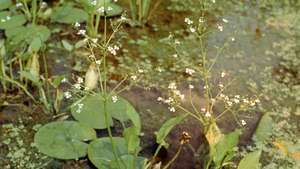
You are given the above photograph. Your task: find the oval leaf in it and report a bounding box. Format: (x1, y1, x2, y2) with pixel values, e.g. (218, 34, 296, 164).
(237, 150, 261, 169)
(34, 121, 96, 159)
(253, 113, 273, 143)
(155, 114, 187, 148)
(110, 155, 146, 169)
(212, 130, 241, 167)
(51, 4, 88, 24)
(88, 137, 127, 169)
(0, 15, 26, 29)
(71, 93, 113, 129)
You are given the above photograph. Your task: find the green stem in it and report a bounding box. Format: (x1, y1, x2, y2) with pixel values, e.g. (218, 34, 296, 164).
(162, 145, 182, 169)
(102, 4, 123, 168)
(103, 96, 122, 168)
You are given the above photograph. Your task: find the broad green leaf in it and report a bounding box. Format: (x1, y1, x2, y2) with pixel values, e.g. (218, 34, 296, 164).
(237, 150, 261, 169)
(102, 3, 123, 17)
(34, 121, 96, 160)
(29, 37, 42, 52)
(6, 25, 50, 47)
(76, 0, 122, 16)
(212, 130, 241, 167)
(253, 113, 273, 143)
(76, 0, 112, 13)
(108, 95, 141, 132)
(123, 126, 140, 154)
(0, 0, 12, 10)
(0, 15, 26, 29)
(0, 11, 10, 18)
(155, 114, 187, 148)
(71, 93, 113, 129)
(51, 4, 88, 24)
(88, 137, 127, 169)
(71, 93, 140, 130)
(110, 155, 146, 169)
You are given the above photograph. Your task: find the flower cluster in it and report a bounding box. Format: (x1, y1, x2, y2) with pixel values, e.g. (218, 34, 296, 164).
(108, 45, 120, 55)
(76, 103, 84, 114)
(157, 82, 187, 112)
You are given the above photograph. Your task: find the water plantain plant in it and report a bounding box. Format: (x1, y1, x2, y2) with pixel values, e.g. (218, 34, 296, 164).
(34, 92, 186, 169)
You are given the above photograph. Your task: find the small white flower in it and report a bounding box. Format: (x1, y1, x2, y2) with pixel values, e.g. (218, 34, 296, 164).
(97, 7, 105, 14)
(241, 120, 247, 126)
(168, 82, 177, 90)
(227, 101, 233, 106)
(184, 18, 193, 25)
(211, 0, 216, 3)
(218, 83, 224, 88)
(217, 24, 223, 32)
(199, 17, 204, 23)
(16, 3, 23, 8)
(190, 27, 196, 33)
(174, 39, 180, 44)
(77, 29, 86, 35)
(189, 84, 194, 89)
(40, 2, 47, 8)
(221, 71, 226, 78)
(76, 103, 84, 113)
(172, 54, 178, 58)
(95, 60, 101, 65)
(112, 96, 118, 103)
(74, 22, 80, 28)
(89, 55, 95, 59)
(108, 45, 119, 55)
(233, 98, 240, 103)
(157, 67, 163, 72)
(91, 0, 97, 6)
(201, 108, 206, 112)
(168, 107, 176, 112)
(64, 92, 72, 99)
(243, 99, 249, 103)
(185, 68, 195, 75)
(107, 7, 113, 11)
(231, 37, 235, 41)
(6, 16, 11, 20)
(157, 97, 163, 101)
(164, 97, 174, 104)
(222, 18, 228, 23)
(138, 69, 144, 73)
(74, 83, 81, 89)
(205, 111, 211, 117)
(61, 78, 68, 83)
(1, 19, 6, 22)
(131, 75, 137, 81)
(77, 77, 84, 84)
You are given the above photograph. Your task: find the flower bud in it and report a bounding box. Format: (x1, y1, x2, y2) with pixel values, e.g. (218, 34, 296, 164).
(85, 63, 98, 90)
(29, 53, 40, 79)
